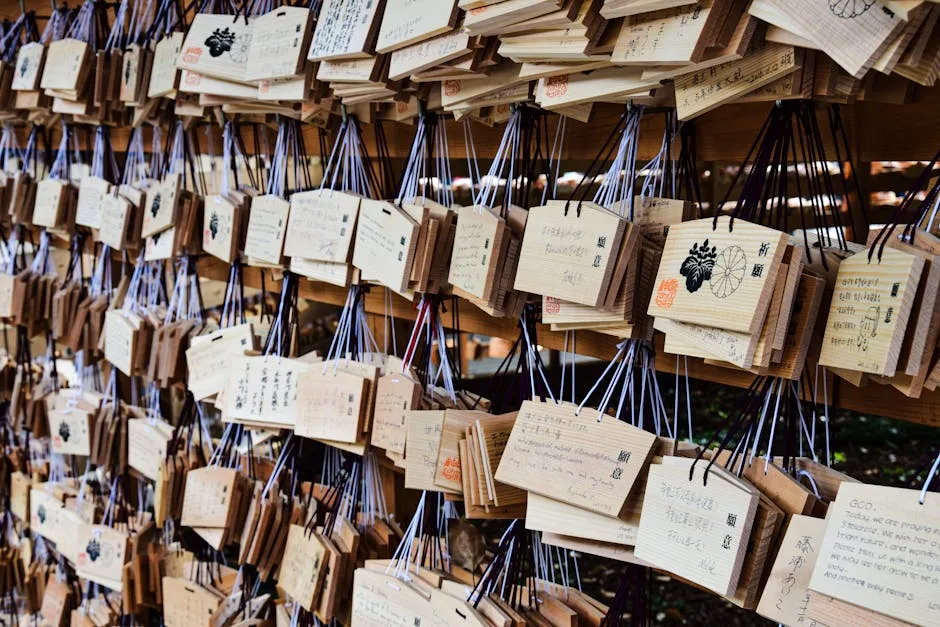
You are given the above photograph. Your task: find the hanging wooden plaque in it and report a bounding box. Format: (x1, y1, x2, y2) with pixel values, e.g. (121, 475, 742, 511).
(376, 0, 460, 54)
(99, 193, 131, 250)
(223, 355, 308, 428)
(808, 483, 940, 626)
(41, 39, 89, 91)
(753, 0, 905, 78)
(648, 216, 787, 334)
(203, 195, 240, 263)
(308, 0, 387, 61)
(187, 324, 257, 400)
(449, 206, 508, 301)
(279, 525, 328, 611)
(818, 247, 924, 376)
(75, 176, 112, 230)
(12, 42, 45, 91)
(295, 368, 368, 444)
(244, 195, 290, 265)
(76, 525, 129, 590)
(149, 33, 184, 98)
(405, 410, 457, 493)
(177, 14, 253, 84)
(495, 400, 657, 517)
(370, 372, 421, 455)
(352, 199, 420, 295)
(49, 409, 92, 456)
(140, 176, 181, 238)
(514, 202, 626, 306)
(634, 457, 759, 597)
(756, 514, 827, 625)
(283, 189, 361, 263)
(244, 7, 313, 82)
(674, 44, 800, 120)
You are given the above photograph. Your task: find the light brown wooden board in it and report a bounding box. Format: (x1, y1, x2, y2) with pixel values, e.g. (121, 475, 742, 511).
(648, 216, 787, 334)
(808, 482, 940, 625)
(818, 247, 925, 376)
(495, 400, 656, 517)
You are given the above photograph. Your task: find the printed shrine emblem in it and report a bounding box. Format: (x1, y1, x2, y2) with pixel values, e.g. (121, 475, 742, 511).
(86, 538, 101, 562)
(828, 0, 875, 19)
(150, 193, 161, 218)
(679, 239, 748, 298)
(204, 27, 252, 62)
(209, 212, 219, 239)
(679, 239, 717, 293)
(58, 421, 71, 442)
(18, 57, 29, 78)
(37, 505, 46, 523)
(205, 28, 236, 57)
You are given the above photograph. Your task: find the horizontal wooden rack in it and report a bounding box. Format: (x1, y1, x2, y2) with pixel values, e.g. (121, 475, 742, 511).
(195, 256, 940, 429)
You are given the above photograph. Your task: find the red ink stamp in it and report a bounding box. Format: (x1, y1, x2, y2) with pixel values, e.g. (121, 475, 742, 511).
(545, 75, 568, 98)
(656, 278, 678, 309)
(544, 296, 560, 315)
(182, 47, 203, 64)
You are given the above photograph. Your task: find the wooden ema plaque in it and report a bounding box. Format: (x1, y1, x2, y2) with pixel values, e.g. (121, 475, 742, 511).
(808, 482, 940, 626)
(513, 201, 626, 307)
(177, 14, 253, 84)
(283, 189, 361, 263)
(634, 457, 759, 597)
(308, 0, 387, 61)
(648, 216, 787, 335)
(752, 0, 905, 78)
(405, 410, 457, 493)
(376, 0, 459, 54)
(674, 44, 800, 120)
(278, 525, 328, 612)
(352, 199, 420, 295)
(434, 409, 488, 493)
(494, 400, 657, 517)
(818, 246, 924, 376)
(244, 195, 290, 265)
(295, 367, 368, 444)
(756, 514, 827, 625)
(449, 205, 508, 301)
(223, 355, 308, 428)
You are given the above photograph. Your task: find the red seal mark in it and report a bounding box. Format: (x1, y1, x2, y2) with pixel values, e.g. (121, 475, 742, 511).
(441, 457, 461, 482)
(259, 80, 270, 94)
(444, 80, 461, 97)
(182, 47, 203, 64)
(183, 71, 200, 86)
(545, 75, 568, 99)
(544, 296, 560, 315)
(656, 278, 678, 309)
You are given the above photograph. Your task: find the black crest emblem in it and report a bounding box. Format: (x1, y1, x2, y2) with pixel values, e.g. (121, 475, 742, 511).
(205, 28, 236, 57)
(150, 193, 161, 218)
(18, 58, 28, 78)
(37, 505, 46, 523)
(209, 212, 219, 239)
(679, 239, 717, 293)
(86, 538, 101, 561)
(58, 421, 71, 442)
